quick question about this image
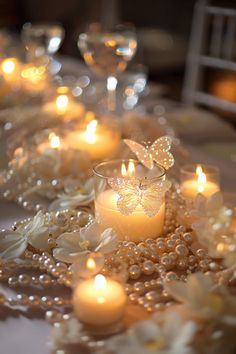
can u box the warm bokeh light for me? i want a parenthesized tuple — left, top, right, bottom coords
(49, 132, 60, 149)
(1, 58, 16, 74)
(56, 94, 69, 113)
(86, 257, 96, 270)
(86, 119, 98, 144)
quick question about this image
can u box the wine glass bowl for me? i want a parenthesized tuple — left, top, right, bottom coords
(22, 22, 65, 61)
(78, 32, 137, 77)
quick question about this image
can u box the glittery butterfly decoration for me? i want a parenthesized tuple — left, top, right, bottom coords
(124, 136, 174, 170)
(108, 178, 171, 217)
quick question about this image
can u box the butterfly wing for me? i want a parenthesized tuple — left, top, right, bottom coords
(140, 179, 171, 217)
(124, 139, 153, 169)
(149, 136, 174, 170)
(108, 178, 140, 215)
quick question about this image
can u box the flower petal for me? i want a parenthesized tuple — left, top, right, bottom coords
(0, 231, 27, 260)
(164, 280, 189, 303)
(95, 228, 118, 254)
(53, 247, 89, 263)
(56, 231, 81, 251)
(80, 221, 101, 246)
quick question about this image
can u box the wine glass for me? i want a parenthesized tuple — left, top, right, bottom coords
(77, 23, 137, 112)
(21, 22, 65, 75)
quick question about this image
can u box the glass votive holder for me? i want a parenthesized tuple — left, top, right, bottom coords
(43, 85, 85, 120)
(180, 164, 220, 199)
(93, 159, 168, 242)
(67, 115, 121, 160)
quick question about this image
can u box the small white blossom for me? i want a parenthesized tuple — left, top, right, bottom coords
(107, 312, 196, 354)
(0, 211, 61, 260)
(53, 221, 118, 263)
(49, 178, 94, 211)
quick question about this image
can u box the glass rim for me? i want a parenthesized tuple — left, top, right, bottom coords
(93, 159, 166, 181)
(181, 163, 220, 177)
(22, 21, 64, 29)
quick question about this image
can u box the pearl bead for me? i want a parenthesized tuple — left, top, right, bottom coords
(53, 297, 64, 306)
(142, 260, 155, 275)
(175, 244, 189, 257)
(45, 310, 62, 324)
(166, 240, 175, 251)
(125, 284, 133, 294)
(8, 276, 18, 287)
(17, 294, 29, 305)
(196, 249, 207, 259)
(133, 282, 145, 295)
(129, 293, 139, 302)
(18, 274, 31, 286)
(41, 296, 53, 307)
(39, 274, 52, 286)
(182, 232, 193, 244)
(129, 265, 141, 279)
(29, 295, 41, 306)
(165, 271, 178, 281)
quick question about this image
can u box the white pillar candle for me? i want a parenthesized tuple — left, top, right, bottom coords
(180, 180, 219, 198)
(73, 274, 126, 326)
(180, 165, 219, 198)
(69, 119, 120, 160)
(95, 189, 165, 242)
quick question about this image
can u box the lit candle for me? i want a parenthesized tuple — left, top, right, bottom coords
(37, 132, 61, 154)
(69, 117, 120, 160)
(1, 57, 21, 86)
(94, 160, 166, 241)
(73, 274, 126, 326)
(43, 86, 85, 119)
(180, 164, 220, 199)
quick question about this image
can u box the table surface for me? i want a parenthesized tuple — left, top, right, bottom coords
(0, 60, 236, 354)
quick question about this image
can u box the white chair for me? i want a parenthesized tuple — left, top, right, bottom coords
(182, 0, 236, 114)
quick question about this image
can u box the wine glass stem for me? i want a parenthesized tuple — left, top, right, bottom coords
(107, 76, 117, 112)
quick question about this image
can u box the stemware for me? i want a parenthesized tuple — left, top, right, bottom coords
(21, 22, 65, 74)
(78, 23, 137, 112)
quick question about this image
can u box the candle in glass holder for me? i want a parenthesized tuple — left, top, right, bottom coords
(37, 132, 61, 154)
(73, 274, 126, 326)
(94, 160, 167, 242)
(43, 86, 85, 119)
(180, 164, 220, 199)
(69, 117, 120, 160)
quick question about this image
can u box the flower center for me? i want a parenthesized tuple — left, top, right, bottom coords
(79, 240, 91, 250)
(205, 294, 224, 314)
(145, 338, 166, 352)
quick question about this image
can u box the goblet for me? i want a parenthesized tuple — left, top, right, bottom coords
(78, 23, 137, 112)
(21, 22, 65, 74)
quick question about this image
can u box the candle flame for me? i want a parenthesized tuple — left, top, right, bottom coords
(56, 94, 69, 112)
(94, 274, 106, 290)
(86, 119, 97, 144)
(86, 257, 96, 270)
(2, 58, 16, 74)
(49, 132, 60, 149)
(121, 161, 135, 177)
(196, 165, 206, 193)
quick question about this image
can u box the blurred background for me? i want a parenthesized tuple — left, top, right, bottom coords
(0, 0, 236, 122)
